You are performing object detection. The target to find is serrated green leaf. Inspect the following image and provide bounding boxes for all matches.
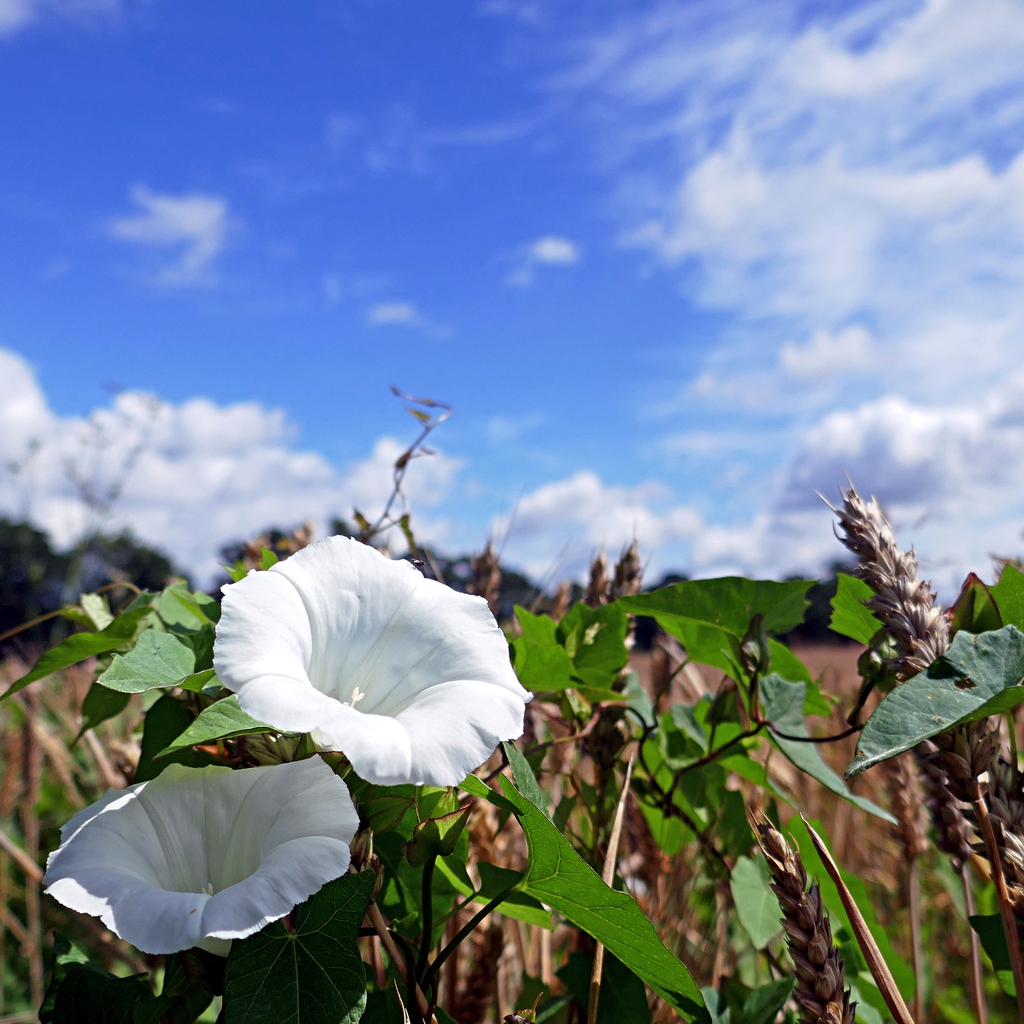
[500,777,709,1022]
[98,630,196,693]
[729,856,781,950]
[848,625,1024,776]
[4,608,151,699]
[223,872,373,1024]
[829,574,882,646]
[760,674,894,822]
[156,695,273,759]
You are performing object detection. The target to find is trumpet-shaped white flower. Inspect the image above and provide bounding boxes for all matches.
[44,758,357,956]
[214,535,530,786]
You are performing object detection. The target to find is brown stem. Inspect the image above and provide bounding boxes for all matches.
[803,819,915,1024]
[366,901,433,1021]
[587,756,634,1024]
[908,859,925,1023]
[972,793,1024,1023]
[0,582,141,643]
[962,861,988,1024]
[22,696,43,1009]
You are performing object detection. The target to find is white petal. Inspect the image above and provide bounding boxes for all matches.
[214,536,531,785]
[44,759,357,955]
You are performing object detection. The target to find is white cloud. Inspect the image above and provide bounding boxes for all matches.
[109,186,231,286]
[530,0,1024,588]
[0,348,461,585]
[0,0,117,35]
[494,470,701,583]
[506,235,582,286]
[780,326,874,380]
[366,302,426,328]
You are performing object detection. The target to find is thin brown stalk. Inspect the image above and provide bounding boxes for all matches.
[610,540,642,600]
[587,755,634,1024]
[962,861,989,1024]
[802,820,914,1024]
[973,794,1024,1022]
[22,694,43,1009]
[0,828,42,885]
[584,552,609,608]
[883,754,928,1021]
[366,901,432,1021]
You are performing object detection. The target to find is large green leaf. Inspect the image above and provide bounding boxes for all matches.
[157,695,274,758]
[558,602,630,690]
[98,630,196,693]
[4,608,151,699]
[500,777,709,1022]
[760,675,894,822]
[618,577,814,638]
[76,683,130,739]
[135,695,217,782]
[223,871,373,1024]
[741,978,796,1024]
[990,565,1024,631]
[729,856,781,950]
[511,607,574,692]
[829,574,881,645]
[504,739,549,816]
[847,625,1024,776]
[557,950,651,1024]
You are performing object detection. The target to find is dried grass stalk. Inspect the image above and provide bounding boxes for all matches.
[469,543,502,617]
[584,552,609,608]
[755,821,855,1024]
[610,541,642,600]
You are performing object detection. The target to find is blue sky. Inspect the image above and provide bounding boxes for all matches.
[3,0,1024,593]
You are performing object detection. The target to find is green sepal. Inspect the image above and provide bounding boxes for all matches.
[402,803,472,866]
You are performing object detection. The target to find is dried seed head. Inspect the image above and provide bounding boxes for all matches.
[833,485,948,678]
[916,744,974,868]
[549,581,572,623]
[756,822,856,1024]
[469,542,503,618]
[585,551,610,608]
[883,754,929,863]
[610,540,643,600]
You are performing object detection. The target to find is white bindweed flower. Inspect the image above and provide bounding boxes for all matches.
[44,758,357,956]
[214,535,531,786]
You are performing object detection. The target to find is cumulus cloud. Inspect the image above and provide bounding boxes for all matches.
[534,0,1024,589]
[0,349,461,585]
[493,470,701,583]
[109,186,231,285]
[506,235,582,286]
